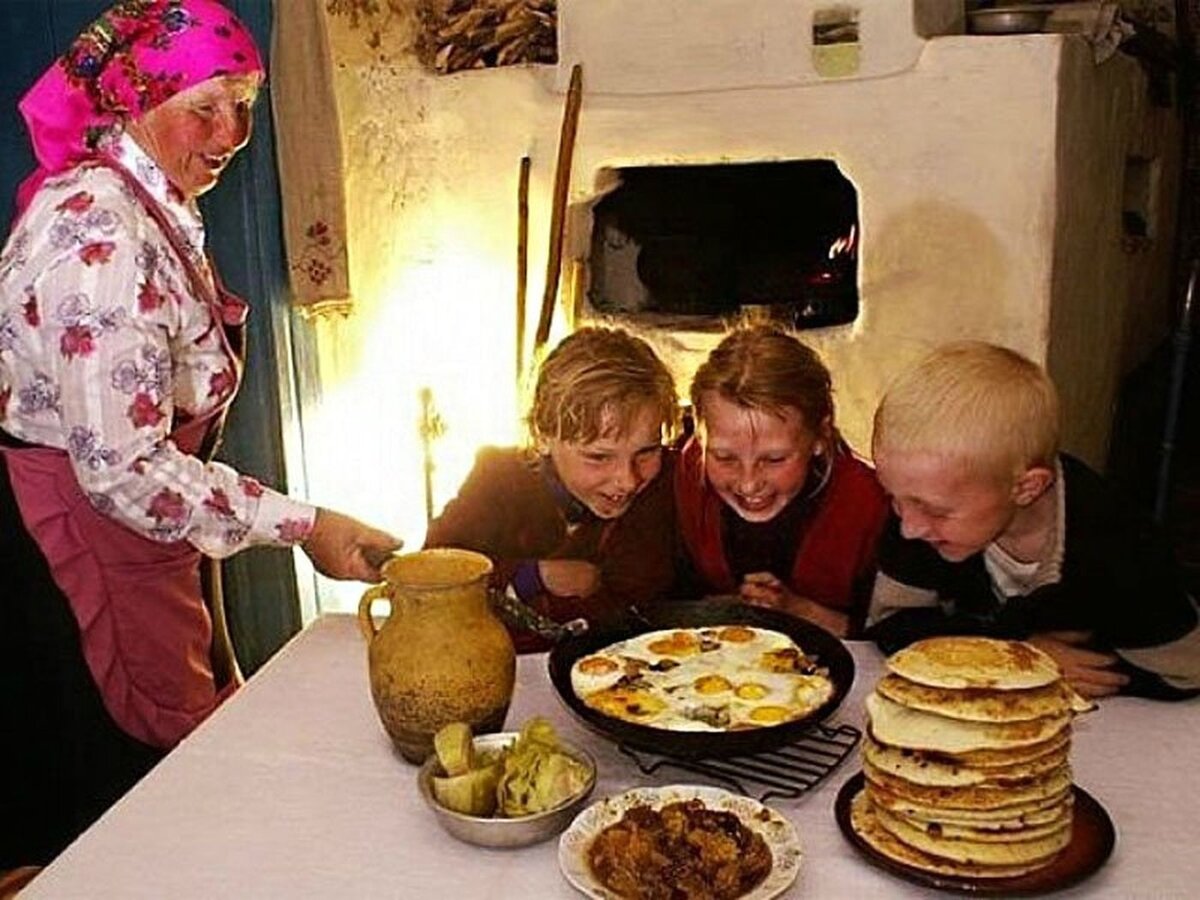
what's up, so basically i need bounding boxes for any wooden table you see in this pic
[25,615,1200,898]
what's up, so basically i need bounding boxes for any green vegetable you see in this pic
[431,762,501,816]
[433,721,475,777]
[495,717,590,817]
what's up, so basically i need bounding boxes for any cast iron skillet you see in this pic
[547,600,855,759]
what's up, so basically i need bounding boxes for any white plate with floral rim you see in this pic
[557,784,802,899]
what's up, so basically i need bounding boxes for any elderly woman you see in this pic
[0,0,399,867]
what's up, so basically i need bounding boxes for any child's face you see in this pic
[546,403,664,520]
[874,448,1017,561]
[699,392,825,523]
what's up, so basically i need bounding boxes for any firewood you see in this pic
[416,0,557,74]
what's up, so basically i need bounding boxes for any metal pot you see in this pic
[967,7,1052,35]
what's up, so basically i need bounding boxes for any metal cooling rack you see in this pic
[618,721,861,803]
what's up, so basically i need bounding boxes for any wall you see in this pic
[312,8,1173,606]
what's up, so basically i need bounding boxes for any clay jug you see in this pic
[358,548,515,763]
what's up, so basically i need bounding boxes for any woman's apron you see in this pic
[0,158,248,749]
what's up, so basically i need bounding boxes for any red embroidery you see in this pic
[291,219,344,288]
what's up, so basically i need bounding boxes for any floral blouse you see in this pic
[0,134,315,557]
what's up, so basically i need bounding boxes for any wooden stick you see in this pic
[534,63,583,350]
[516,155,531,388]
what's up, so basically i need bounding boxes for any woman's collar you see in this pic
[106,131,200,219]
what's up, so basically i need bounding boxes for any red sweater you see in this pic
[424,447,677,652]
[673,437,888,622]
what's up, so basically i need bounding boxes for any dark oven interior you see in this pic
[587,160,860,329]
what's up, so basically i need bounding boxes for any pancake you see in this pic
[849,791,1046,879]
[887,637,1061,691]
[854,637,1086,882]
[873,802,1072,866]
[875,673,1085,723]
[863,734,1071,788]
[866,692,1071,754]
[868,781,1073,827]
[901,806,1074,843]
[927,730,1072,768]
[863,760,1072,811]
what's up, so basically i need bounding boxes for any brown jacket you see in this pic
[424,446,678,651]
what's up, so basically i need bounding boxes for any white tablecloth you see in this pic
[25,615,1200,899]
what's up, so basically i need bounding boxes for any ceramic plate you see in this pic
[558,784,802,899]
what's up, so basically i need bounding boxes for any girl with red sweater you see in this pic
[676,325,887,637]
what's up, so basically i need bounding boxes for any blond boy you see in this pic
[865,341,1200,699]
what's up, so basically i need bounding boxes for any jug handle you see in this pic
[358,584,392,641]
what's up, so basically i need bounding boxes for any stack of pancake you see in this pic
[850,637,1093,880]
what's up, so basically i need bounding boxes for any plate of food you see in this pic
[836,773,1115,895]
[547,601,854,758]
[558,784,802,900]
[835,636,1114,895]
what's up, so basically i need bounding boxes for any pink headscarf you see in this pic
[15,0,264,216]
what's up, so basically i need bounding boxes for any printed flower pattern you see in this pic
[0,313,16,352]
[204,487,234,518]
[127,392,166,427]
[55,292,126,360]
[17,374,60,416]
[79,241,117,265]
[67,425,121,470]
[276,518,315,543]
[22,291,40,327]
[0,136,315,557]
[0,231,31,281]
[239,475,264,497]
[57,191,95,214]
[146,486,190,540]
[208,367,236,400]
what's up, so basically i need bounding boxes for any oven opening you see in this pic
[585,160,859,329]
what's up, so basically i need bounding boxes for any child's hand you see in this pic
[738,573,849,638]
[537,559,601,598]
[739,571,790,607]
[1027,631,1130,698]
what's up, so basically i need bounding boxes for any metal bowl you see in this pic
[967,7,1051,35]
[417,731,597,848]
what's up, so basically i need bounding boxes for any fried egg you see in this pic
[569,626,835,732]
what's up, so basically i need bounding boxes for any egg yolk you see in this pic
[694,675,733,695]
[760,648,805,673]
[748,705,792,724]
[648,631,701,657]
[735,683,770,700]
[718,626,756,643]
[578,656,619,675]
